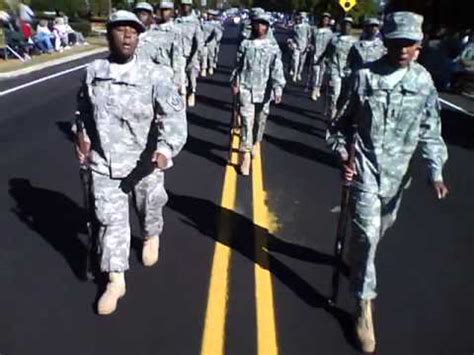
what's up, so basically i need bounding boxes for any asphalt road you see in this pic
[0,26,472,355]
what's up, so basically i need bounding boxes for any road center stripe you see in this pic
[200,131,239,355]
[252,143,279,355]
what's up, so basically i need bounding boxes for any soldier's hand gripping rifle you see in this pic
[330,127,357,305]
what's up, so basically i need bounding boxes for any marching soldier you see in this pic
[74,10,187,315]
[231,12,286,176]
[239,7,276,44]
[324,16,357,119]
[287,11,312,83]
[135,1,185,92]
[200,9,223,77]
[348,17,386,71]
[176,0,204,107]
[327,11,449,353]
[309,12,333,101]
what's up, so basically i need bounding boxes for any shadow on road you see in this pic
[441,109,474,150]
[184,134,229,167]
[269,114,326,139]
[264,134,338,169]
[8,178,88,280]
[166,191,356,349]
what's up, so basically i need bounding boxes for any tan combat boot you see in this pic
[208,67,214,76]
[200,68,207,77]
[297,73,302,81]
[239,152,251,176]
[142,236,159,267]
[188,93,196,107]
[355,299,376,353]
[311,87,320,101]
[251,144,258,158]
[97,272,126,315]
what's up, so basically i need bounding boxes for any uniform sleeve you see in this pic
[153,76,188,165]
[418,86,448,182]
[192,22,204,60]
[230,42,245,84]
[171,32,185,88]
[270,46,286,96]
[326,72,360,161]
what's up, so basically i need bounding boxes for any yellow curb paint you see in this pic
[252,143,279,355]
[200,132,239,355]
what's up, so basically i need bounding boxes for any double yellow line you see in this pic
[200,137,278,355]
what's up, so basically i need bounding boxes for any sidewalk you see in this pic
[0,37,107,79]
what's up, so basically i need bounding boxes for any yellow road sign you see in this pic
[339,0,357,12]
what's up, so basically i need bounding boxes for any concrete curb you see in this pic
[0,47,108,79]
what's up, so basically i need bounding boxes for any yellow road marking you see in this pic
[252,143,279,355]
[200,132,239,355]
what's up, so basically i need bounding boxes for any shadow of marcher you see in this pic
[8,178,89,280]
[269,114,326,140]
[187,111,230,135]
[166,191,357,349]
[264,134,339,169]
[56,121,76,142]
[441,109,474,149]
[184,134,229,167]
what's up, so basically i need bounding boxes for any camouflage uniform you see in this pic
[200,17,223,71]
[176,13,204,94]
[309,27,333,90]
[327,58,448,300]
[348,37,386,71]
[231,35,286,152]
[325,32,357,118]
[76,58,187,272]
[136,22,185,90]
[289,16,312,79]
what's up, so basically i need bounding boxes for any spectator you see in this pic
[53,17,70,50]
[64,16,88,46]
[37,19,61,52]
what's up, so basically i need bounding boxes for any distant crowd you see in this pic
[0,5,88,61]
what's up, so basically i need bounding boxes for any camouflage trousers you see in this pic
[238,94,270,152]
[92,169,168,272]
[185,56,199,93]
[311,60,326,89]
[349,187,404,300]
[290,48,308,77]
[200,44,217,70]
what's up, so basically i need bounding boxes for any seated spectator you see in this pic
[37,19,60,52]
[64,16,88,46]
[2,20,31,60]
[53,17,70,50]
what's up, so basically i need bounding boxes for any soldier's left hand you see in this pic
[152,152,169,170]
[274,95,282,104]
[432,181,449,200]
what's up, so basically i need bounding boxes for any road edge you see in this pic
[0,47,108,79]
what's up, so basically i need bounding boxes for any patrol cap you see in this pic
[208,9,220,16]
[364,17,380,26]
[342,16,354,24]
[250,7,265,17]
[321,12,331,19]
[382,11,423,42]
[134,2,154,13]
[297,11,308,18]
[159,1,174,9]
[107,10,146,33]
[180,0,193,5]
[252,12,272,25]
